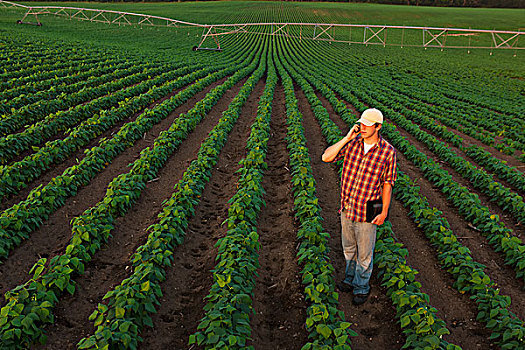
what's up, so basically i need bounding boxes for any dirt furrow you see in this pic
[35,76,255,350]
[298,87,405,349]
[405,118,524,197]
[0,77,203,211]
[137,78,267,349]
[0,77,231,299]
[333,96,525,322]
[250,83,308,349]
[387,154,496,349]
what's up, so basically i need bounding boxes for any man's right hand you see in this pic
[322,124,359,162]
[346,124,360,140]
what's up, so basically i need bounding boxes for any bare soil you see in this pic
[0,72,521,350]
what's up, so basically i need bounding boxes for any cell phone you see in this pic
[353,123,360,133]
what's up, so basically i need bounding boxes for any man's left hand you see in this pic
[371,212,388,225]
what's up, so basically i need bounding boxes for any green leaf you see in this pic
[115,307,125,319]
[228,335,237,345]
[316,324,332,339]
[141,280,150,292]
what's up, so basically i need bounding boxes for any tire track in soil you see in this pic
[249,83,308,350]
[33,76,256,350]
[137,78,267,350]
[0,73,202,211]
[0,76,231,300]
[297,86,405,350]
[321,93,514,347]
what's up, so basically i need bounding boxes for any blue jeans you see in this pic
[341,210,377,295]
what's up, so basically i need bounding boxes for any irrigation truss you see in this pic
[1,0,523,51]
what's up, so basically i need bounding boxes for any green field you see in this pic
[0,1,524,349]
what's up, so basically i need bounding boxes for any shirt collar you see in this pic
[359,134,385,150]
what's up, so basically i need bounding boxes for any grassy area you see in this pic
[0,2,523,79]
[8,1,525,29]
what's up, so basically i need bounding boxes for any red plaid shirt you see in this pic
[333,134,397,222]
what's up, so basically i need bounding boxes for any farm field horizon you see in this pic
[0,1,524,349]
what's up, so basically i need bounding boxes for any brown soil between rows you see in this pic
[296,85,405,349]
[336,92,525,321]
[249,82,308,349]
[33,75,254,349]
[137,78,268,349]
[309,88,498,349]
[0,69,200,211]
[0,76,231,300]
[389,118,524,240]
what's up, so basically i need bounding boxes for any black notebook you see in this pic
[366,199,384,223]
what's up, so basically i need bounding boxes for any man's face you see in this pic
[360,123,381,139]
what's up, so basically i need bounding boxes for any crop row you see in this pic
[0,63,200,199]
[278,36,460,350]
[190,43,271,349]
[0,54,111,80]
[0,45,101,74]
[0,33,261,263]
[0,62,179,164]
[0,56,125,91]
[281,36,525,347]
[0,59,139,108]
[0,62,175,138]
[286,38,525,284]
[275,39,356,349]
[0,35,263,349]
[78,39,267,350]
[0,60,144,116]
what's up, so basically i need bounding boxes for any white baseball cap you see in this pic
[357,108,383,126]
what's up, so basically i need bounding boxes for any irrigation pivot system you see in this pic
[1,0,204,28]
[1,0,523,51]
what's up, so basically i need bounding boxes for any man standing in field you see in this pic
[322,108,397,305]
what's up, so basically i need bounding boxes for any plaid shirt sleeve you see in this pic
[382,148,397,186]
[333,141,351,163]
